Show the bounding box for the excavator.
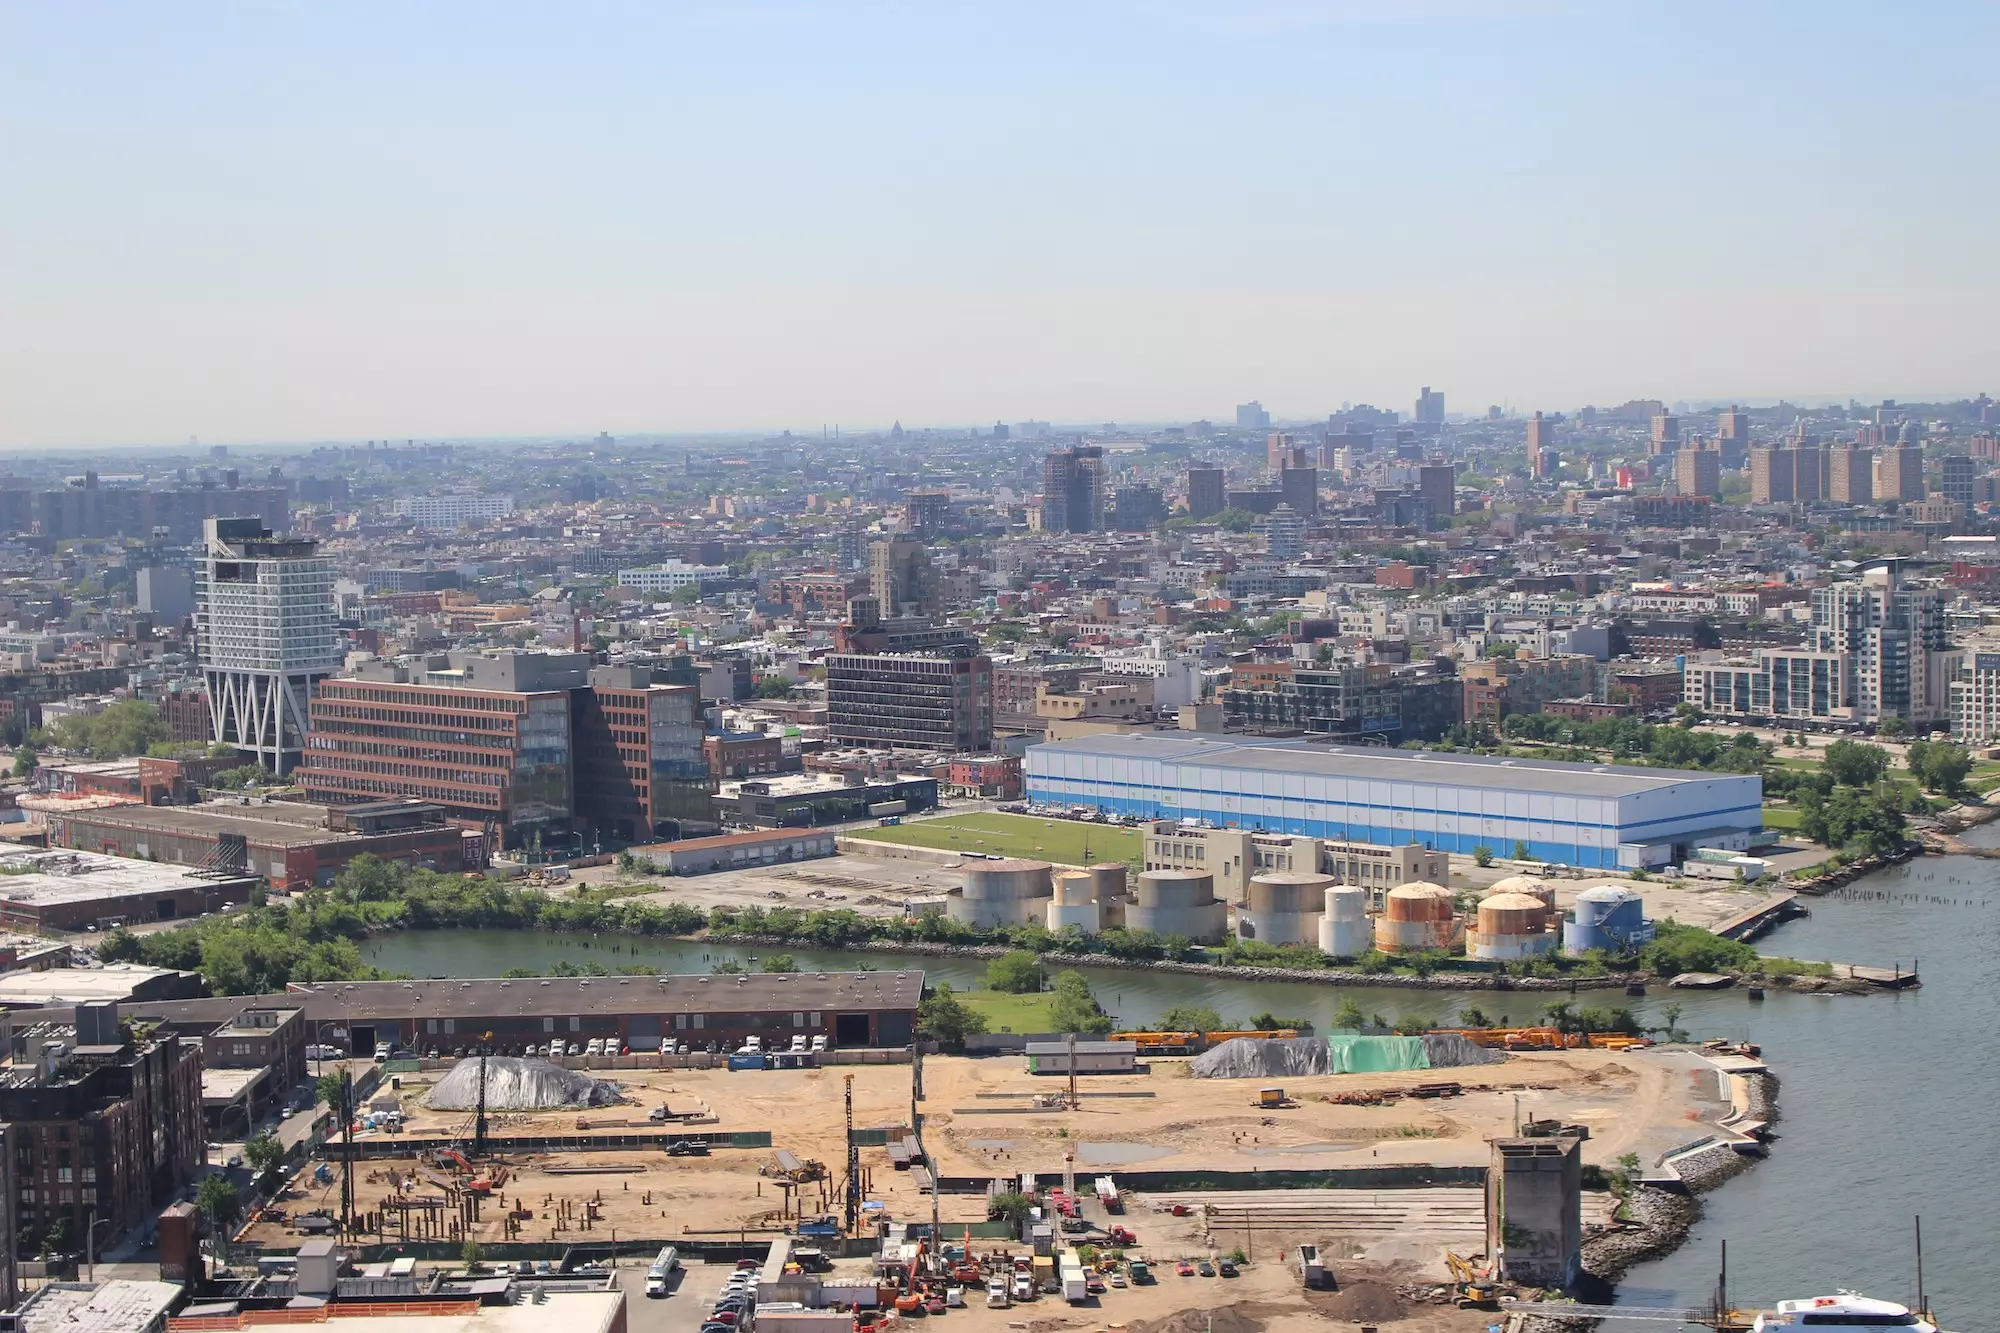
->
[1445,1252,1505,1309]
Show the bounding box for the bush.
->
[1639,922,1758,976]
[985,950,1045,994]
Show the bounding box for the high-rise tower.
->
[197,518,338,776]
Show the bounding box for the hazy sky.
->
[3,2,1995,449]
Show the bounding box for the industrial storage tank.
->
[1317,884,1370,958]
[948,858,1054,929]
[1089,863,1130,930]
[1485,874,1557,911]
[1562,884,1654,956]
[1127,869,1228,944]
[1046,870,1101,933]
[1373,881,1458,954]
[1238,872,1332,946]
[1468,891,1555,961]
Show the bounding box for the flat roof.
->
[18,1280,183,1333]
[50,800,430,849]
[0,848,260,906]
[1031,732,1739,799]
[0,964,191,1006]
[632,828,836,855]
[229,1291,624,1333]
[201,1067,265,1103]
[127,970,925,1026]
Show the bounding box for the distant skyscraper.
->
[1111,483,1166,532]
[1415,386,1445,426]
[905,489,951,538]
[1041,445,1106,533]
[1675,445,1721,499]
[1186,465,1226,520]
[1717,405,1751,469]
[1874,445,1924,503]
[1826,445,1874,504]
[1417,462,1455,521]
[1261,504,1305,559]
[1279,463,1318,517]
[1941,454,1975,508]
[1236,401,1271,430]
[870,536,938,618]
[992,420,1010,440]
[1750,446,1794,504]
[1526,411,1556,477]
[197,517,337,777]
[1791,437,1825,503]
[1650,412,1681,456]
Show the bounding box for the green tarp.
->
[1322,1033,1432,1074]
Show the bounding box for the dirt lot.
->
[567,854,957,918]
[248,1047,1720,1262]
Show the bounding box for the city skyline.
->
[4,2,1997,449]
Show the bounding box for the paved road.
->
[618,1257,727,1333]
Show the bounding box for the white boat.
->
[1753,1293,1935,1333]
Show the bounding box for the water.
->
[359,848,2000,1317]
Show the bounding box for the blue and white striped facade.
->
[1025,734,1761,870]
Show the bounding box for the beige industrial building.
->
[1143,821,1445,906]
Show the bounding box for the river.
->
[360,844,1999,1321]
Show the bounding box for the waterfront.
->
[360,846,1997,1319]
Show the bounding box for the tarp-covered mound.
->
[424,1057,624,1111]
[1190,1033,1503,1079]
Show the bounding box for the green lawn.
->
[957,990,1058,1034]
[1760,805,1803,831]
[850,812,1142,868]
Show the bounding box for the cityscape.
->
[0,8,1993,1333]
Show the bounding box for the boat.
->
[1752,1293,1936,1333]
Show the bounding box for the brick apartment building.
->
[704,731,783,779]
[0,1003,206,1252]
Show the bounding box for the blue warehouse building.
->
[1025,734,1762,871]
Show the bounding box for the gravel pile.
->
[1191,1036,1333,1078]
[424,1057,624,1111]
[1420,1032,1505,1068]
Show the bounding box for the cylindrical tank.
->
[1468,891,1554,960]
[1374,881,1458,954]
[1486,874,1557,911]
[1317,883,1371,958]
[1052,871,1095,905]
[947,858,1054,928]
[1127,869,1228,944]
[1089,863,1129,930]
[1046,898,1101,933]
[1562,884,1649,956]
[1239,871,1331,945]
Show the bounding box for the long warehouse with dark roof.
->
[1025,733,1761,870]
[126,970,923,1054]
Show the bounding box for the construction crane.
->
[471,1033,493,1157]
[843,1074,861,1236]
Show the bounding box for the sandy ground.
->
[247,1047,1721,1264]
[565,854,959,918]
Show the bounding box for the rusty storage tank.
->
[1128,869,1229,944]
[1239,871,1332,946]
[1468,891,1555,961]
[1046,870,1101,934]
[1486,873,1557,912]
[948,858,1054,929]
[1317,883,1371,958]
[1373,881,1458,954]
[1089,863,1130,930]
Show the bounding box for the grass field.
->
[850,812,1142,868]
[956,989,1057,1034]
[1760,804,1803,831]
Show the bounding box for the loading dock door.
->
[348,1024,377,1057]
[834,1013,872,1047]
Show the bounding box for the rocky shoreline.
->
[1532,1068,1780,1330]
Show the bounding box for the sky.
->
[2,1,1996,449]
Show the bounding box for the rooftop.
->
[48,800,441,849]
[0,963,193,1007]
[1032,732,1746,799]
[16,1280,184,1333]
[0,848,259,907]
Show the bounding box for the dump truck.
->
[1297,1245,1327,1290]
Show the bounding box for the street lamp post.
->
[86,1214,114,1282]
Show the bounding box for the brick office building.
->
[0,1003,206,1251]
[570,665,711,842]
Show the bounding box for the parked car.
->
[1217,1261,1238,1278]
[1175,1261,1194,1277]
[1196,1261,1215,1278]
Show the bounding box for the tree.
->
[916,982,988,1054]
[1512,840,1531,862]
[196,1175,242,1259]
[985,950,1045,994]
[1458,1006,1495,1029]
[1658,1003,1687,1043]
[1823,739,1890,788]
[760,954,797,973]
[750,676,796,699]
[1877,714,1906,738]
[1472,845,1493,868]
[1332,996,1367,1030]
[988,1190,1034,1226]
[461,1239,485,1272]
[243,1133,286,1194]
[1157,1004,1222,1034]
[317,1071,350,1118]
[48,699,169,759]
[1046,970,1113,1034]
[11,745,36,778]
[1638,923,1758,976]
[1905,740,1972,796]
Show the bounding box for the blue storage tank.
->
[1562,885,1653,956]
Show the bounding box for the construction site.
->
[236,1034,1774,1333]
